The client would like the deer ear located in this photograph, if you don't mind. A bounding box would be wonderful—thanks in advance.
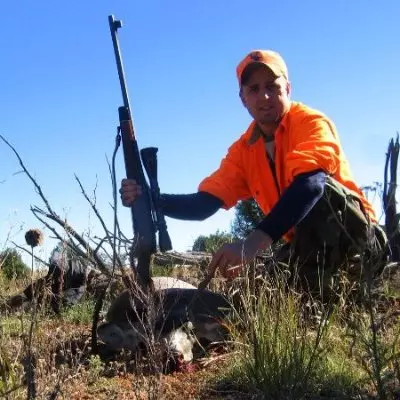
[97,322,125,350]
[123,329,142,351]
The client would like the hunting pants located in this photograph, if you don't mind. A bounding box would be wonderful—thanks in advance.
[274,176,388,301]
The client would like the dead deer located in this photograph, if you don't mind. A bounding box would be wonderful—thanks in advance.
[97,276,232,360]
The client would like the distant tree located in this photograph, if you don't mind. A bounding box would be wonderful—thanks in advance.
[0,248,30,280]
[192,230,233,253]
[231,199,265,240]
[192,235,208,252]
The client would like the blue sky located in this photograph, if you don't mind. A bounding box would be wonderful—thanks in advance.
[1,1,399,265]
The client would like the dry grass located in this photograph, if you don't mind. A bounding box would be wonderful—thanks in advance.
[0,261,398,399]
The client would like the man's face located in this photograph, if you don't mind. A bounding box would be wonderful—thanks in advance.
[240,64,291,129]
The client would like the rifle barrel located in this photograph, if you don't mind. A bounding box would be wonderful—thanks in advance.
[108,15,131,112]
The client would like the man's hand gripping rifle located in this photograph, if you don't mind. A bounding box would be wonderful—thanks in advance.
[108,15,172,290]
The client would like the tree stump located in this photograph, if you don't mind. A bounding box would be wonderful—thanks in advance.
[383,134,400,261]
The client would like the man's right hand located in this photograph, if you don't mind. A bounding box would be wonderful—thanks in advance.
[119,178,143,207]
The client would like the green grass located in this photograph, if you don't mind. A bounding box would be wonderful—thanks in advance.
[151,264,174,277]
[221,269,399,399]
[60,298,96,325]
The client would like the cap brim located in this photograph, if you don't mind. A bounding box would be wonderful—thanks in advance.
[240,62,280,85]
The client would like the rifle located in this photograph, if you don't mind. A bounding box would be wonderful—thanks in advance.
[108,15,172,289]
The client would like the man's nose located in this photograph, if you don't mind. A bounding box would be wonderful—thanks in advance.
[259,89,271,100]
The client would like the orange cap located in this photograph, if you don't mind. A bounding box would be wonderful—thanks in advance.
[236,50,288,85]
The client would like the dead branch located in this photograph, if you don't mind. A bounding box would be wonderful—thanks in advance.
[383,134,400,260]
[29,209,92,265]
[1,134,111,276]
[31,206,109,273]
[0,135,56,216]
[92,235,109,255]
[153,251,212,267]
[11,241,51,268]
[74,175,124,270]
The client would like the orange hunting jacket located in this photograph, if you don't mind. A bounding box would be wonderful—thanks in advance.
[198,102,376,241]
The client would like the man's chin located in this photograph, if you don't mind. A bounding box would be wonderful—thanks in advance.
[258,116,280,126]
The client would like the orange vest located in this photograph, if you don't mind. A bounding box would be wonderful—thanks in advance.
[198,102,376,240]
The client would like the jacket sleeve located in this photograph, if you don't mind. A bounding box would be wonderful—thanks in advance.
[285,113,342,181]
[198,140,251,209]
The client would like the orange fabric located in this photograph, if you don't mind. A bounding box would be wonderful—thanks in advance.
[198,102,376,241]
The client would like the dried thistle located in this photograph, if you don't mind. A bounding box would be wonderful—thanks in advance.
[25,228,44,248]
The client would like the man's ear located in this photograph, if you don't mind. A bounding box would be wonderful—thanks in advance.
[239,88,247,108]
[286,80,291,97]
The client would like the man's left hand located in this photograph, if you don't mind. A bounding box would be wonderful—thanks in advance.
[206,230,273,280]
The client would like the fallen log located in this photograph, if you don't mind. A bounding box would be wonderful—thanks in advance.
[153,251,212,268]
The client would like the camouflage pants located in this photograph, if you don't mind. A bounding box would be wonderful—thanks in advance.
[273,176,388,301]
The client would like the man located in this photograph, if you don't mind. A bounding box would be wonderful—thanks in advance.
[120,50,387,299]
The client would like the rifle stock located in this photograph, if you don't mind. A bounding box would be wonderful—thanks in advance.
[108,15,172,288]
